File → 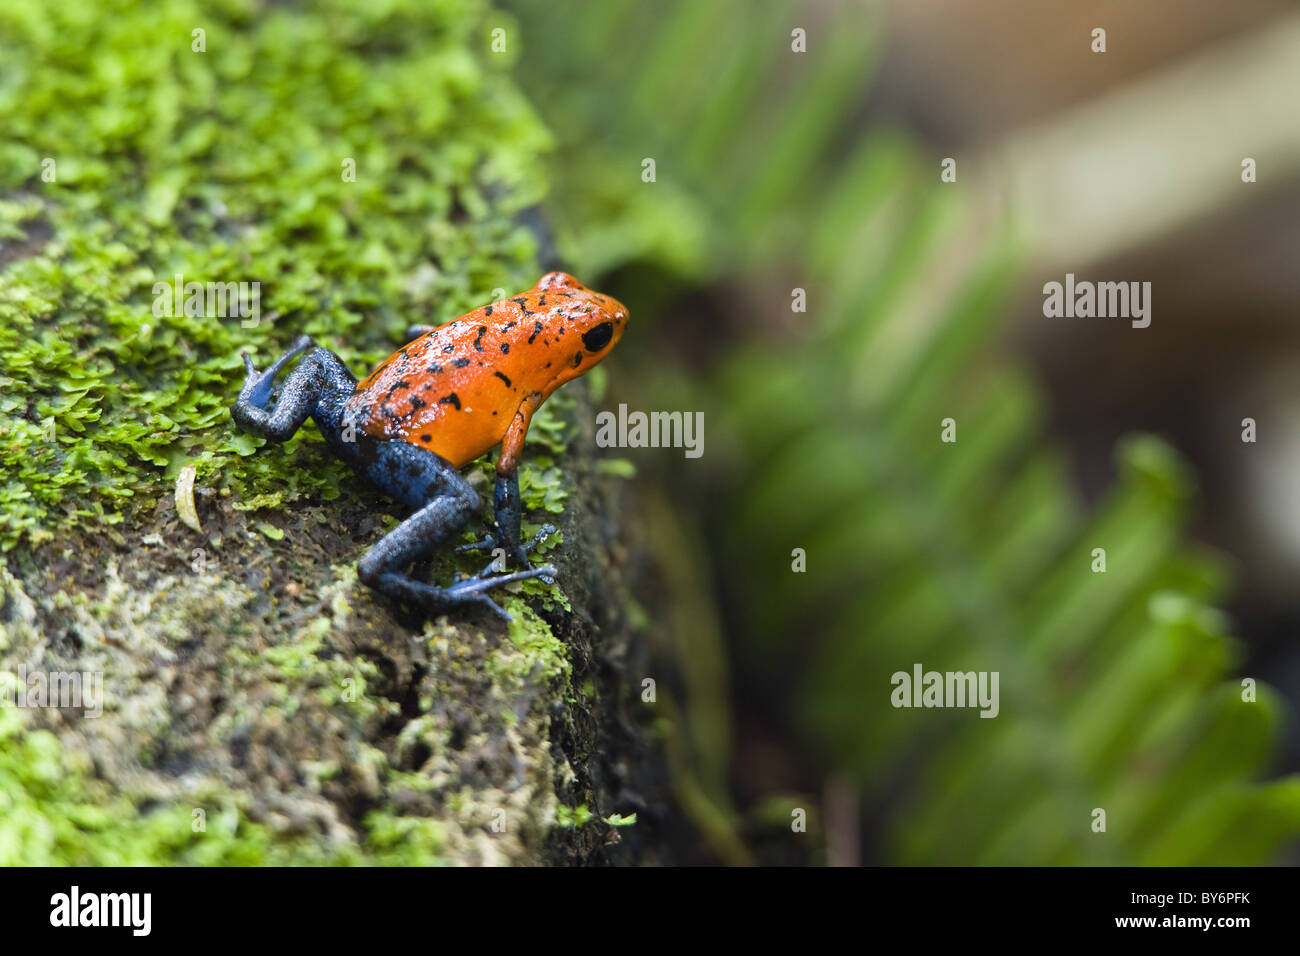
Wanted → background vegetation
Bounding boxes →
[511,0,1300,864]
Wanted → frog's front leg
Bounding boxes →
[358,442,555,622]
[457,393,556,572]
[456,471,558,574]
[231,335,356,443]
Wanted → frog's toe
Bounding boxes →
[508,526,558,573]
[524,563,558,586]
[525,524,558,554]
[238,351,266,396]
[455,532,499,556]
[440,564,559,621]
[404,581,514,622]
[458,563,557,589]
[473,594,513,622]
[238,335,315,407]
[473,555,505,579]
[459,525,556,573]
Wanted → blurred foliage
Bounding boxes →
[511,0,1300,863]
[0,0,560,550]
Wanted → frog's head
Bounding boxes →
[534,271,629,385]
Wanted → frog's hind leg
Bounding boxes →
[357,443,556,622]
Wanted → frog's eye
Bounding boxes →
[582,322,614,352]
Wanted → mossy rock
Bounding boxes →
[0,0,659,865]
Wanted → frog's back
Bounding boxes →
[346,313,518,467]
[347,273,628,469]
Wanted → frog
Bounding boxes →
[230,271,629,622]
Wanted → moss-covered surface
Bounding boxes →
[0,405,657,865]
[0,0,550,549]
[0,0,663,864]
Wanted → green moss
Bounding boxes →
[359,811,447,865]
[0,703,386,866]
[596,458,637,479]
[0,0,554,551]
[554,803,595,828]
[501,598,571,684]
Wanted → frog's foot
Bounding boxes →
[386,565,558,622]
[458,523,558,577]
[237,334,315,409]
[471,557,556,587]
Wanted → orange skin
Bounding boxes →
[348,271,629,473]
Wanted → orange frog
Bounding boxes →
[231,272,629,621]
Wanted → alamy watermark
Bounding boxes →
[890,663,999,718]
[1,665,103,718]
[153,274,261,327]
[595,404,703,458]
[1042,273,1151,328]
[50,886,150,936]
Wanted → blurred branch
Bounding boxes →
[980,12,1300,267]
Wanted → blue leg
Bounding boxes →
[358,444,556,622]
[456,471,557,574]
[230,335,356,447]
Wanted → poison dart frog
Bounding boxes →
[230,272,629,621]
